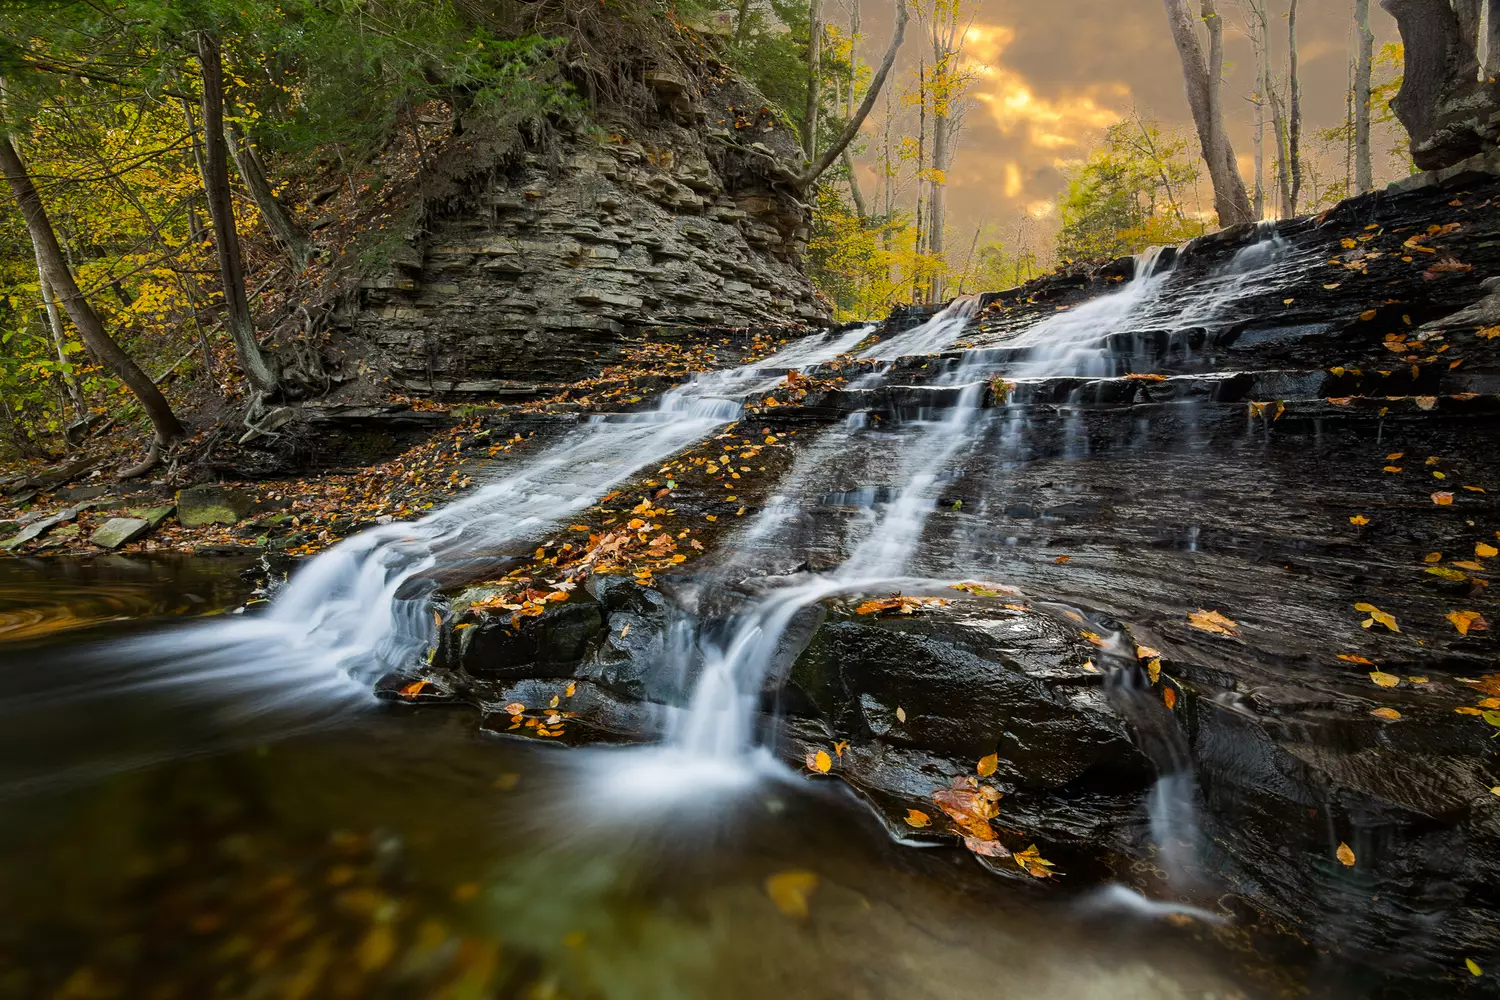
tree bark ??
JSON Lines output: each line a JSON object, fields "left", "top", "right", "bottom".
{"left": 196, "top": 30, "right": 279, "bottom": 395}
{"left": 803, "top": 0, "right": 824, "bottom": 163}
{"left": 793, "top": 0, "right": 908, "bottom": 190}
{"left": 1162, "top": 0, "right": 1254, "bottom": 226}
{"left": 32, "top": 246, "right": 89, "bottom": 422}
{"left": 0, "top": 135, "right": 183, "bottom": 445}
{"left": 1354, "top": 0, "right": 1374, "bottom": 193}
{"left": 843, "top": 1, "right": 867, "bottom": 220}
{"left": 1379, "top": 0, "right": 1498, "bottom": 169}
{"left": 1287, "top": 0, "right": 1302, "bottom": 215}
{"left": 1249, "top": 0, "right": 1267, "bottom": 218}
{"left": 225, "top": 121, "right": 311, "bottom": 268}
{"left": 734, "top": 0, "right": 754, "bottom": 45}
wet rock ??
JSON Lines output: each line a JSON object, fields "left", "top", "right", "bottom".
{"left": 90, "top": 517, "right": 151, "bottom": 549}
{"left": 784, "top": 601, "right": 1155, "bottom": 851}
{"left": 126, "top": 505, "right": 175, "bottom": 530}
{"left": 176, "top": 485, "right": 253, "bottom": 527}
{"left": 450, "top": 588, "right": 605, "bottom": 680}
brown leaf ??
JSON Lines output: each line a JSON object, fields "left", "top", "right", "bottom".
{"left": 964, "top": 836, "right": 1012, "bottom": 857}
{"left": 1432, "top": 491, "right": 1454, "bottom": 505}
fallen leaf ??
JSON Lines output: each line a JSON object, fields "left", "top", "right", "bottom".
{"left": 1369, "top": 671, "right": 1400, "bottom": 688}
{"left": 565, "top": 681, "right": 577, "bottom": 697}
{"left": 1136, "top": 644, "right": 1161, "bottom": 660}
{"left": 765, "top": 870, "right": 819, "bottom": 919}
{"left": 1447, "top": 610, "right": 1490, "bottom": 636}
{"left": 1386, "top": 452, "right": 1405, "bottom": 461}
{"left": 1478, "top": 543, "right": 1498, "bottom": 558}
{"left": 1163, "top": 687, "right": 1177, "bottom": 709}
{"left": 833, "top": 740, "right": 850, "bottom": 757}
{"left": 1337, "top": 654, "right": 1375, "bottom": 665}
{"left": 1187, "top": 609, "right": 1239, "bottom": 636}
{"left": 1432, "top": 491, "right": 1455, "bottom": 505}
{"left": 1014, "top": 843, "right": 1057, "bottom": 878}
{"left": 1146, "top": 658, "right": 1162, "bottom": 683}
{"left": 1337, "top": 842, "right": 1356, "bottom": 867}
{"left": 904, "top": 809, "right": 931, "bottom": 828}
{"left": 398, "top": 679, "right": 429, "bottom": 699}
{"left": 1124, "top": 372, "right": 1168, "bottom": 381}
{"left": 504, "top": 702, "right": 525, "bottom": 715}
{"left": 1349, "top": 514, "right": 1370, "bottom": 526}
{"left": 1424, "top": 552, "right": 1444, "bottom": 563}
{"left": 807, "top": 750, "right": 832, "bottom": 773}
{"left": 895, "top": 706, "right": 907, "bottom": 723}
{"left": 1370, "top": 707, "right": 1402, "bottom": 720}
{"left": 1415, "top": 396, "right": 1438, "bottom": 410}
{"left": 1360, "top": 309, "right": 1378, "bottom": 321}
{"left": 1054, "top": 554, "right": 1071, "bottom": 564}
{"left": 977, "top": 753, "right": 998, "bottom": 777}
{"left": 1383, "top": 465, "right": 1403, "bottom": 473}
{"left": 1467, "top": 958, "right": 1483, "bottom": 976}
{"left": 1354, "top": 602, "right": 1400, "bottom": 632}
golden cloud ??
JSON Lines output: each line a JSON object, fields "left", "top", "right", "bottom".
{"left": 963, "top": 23, "right": 1129, "bottom": 150}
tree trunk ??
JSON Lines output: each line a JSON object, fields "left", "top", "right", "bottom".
{"left": 793, "top": 0, "right": 909, "bottom": 190}
{"left": 803, "top": 0, "right": 824, "bottom": 163}
{"left": 842, "top": 1, "right": 867, "bottom": 220}
{"left": 1162, "top": 0, "right": 1254, "bottom": 227}
{"left": 1379, "top": 0, "right": 1498, "bottom": 169}
{"left": 225, "top": 121, "right": 311, "bottom": 268}
{"left": 1250, "top": 0, "right": 1267, "bottom": 219}
{"left": 1287, "top": 0, "right": 1302, "bottom": 215}
{"left": 928, "top": 26, "right": 950, "bottom": 301}
{"left": 1354, "top": 0, "right": 1375, "bottom": 193}
{"left": 734, "top": 0, "right": 754, "bottom": 45}
{"left": 32, "top": 245, "right": 89, "bottom": 422}
{"left": 196, "top": 30, "right": 279, "bottom": 395}
{"left": 1270, "top": 83, "right": 1293, "bottom": 217}
{"left": 0, "top": 135, "right": 184, "bottom": 445}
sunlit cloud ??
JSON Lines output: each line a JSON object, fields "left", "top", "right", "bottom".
{"left": 963, "top": 23, "right": 1129, "bottom": 151}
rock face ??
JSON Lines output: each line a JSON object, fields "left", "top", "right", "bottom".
{"left": 354, "top": 72, "right": 828, "bottom": 398}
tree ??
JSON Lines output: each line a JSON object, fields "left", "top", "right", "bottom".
{"left": 1378, "top": 0, "right": 1500, "bottom": 170}
{"left": 1055, "top": 117, "right": 1207, "bottom": 261}
{"left": 195, "top": 29, "right": 279, "bottom": 396}
{"left": 0, "top": 134, "right": 184, "bottom": 461}
{"left": 1161, "top": 0, "right": 1254, "bottom": 227}
{"left": 1286, "top": 0, "right": 1302, "bottom": 214}
{"left": 803, "top": 0, "right": 824, "bottom": 163}
{"left": 790, "top": 0, "right": 909, "bottom": 190}
{"left": 1354, "top": 0, "right": 1374, "bottom": 193}
{"left": 917, "top": 0, "right": 978, "bottom": 301}
{"left": 226, "top": 122, "right": 311, "bottom": 269}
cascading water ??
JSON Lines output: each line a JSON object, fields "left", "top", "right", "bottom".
{"left": 859, "top": 295, "right": 983, "bottom": 360}
{"left": 91, "top": 326, "right": 877, "bottom": 712}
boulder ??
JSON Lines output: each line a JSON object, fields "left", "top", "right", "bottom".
{"left": 448, "top": 588, "right": 605, "bottom": 680}
{"left": 125, "top": 505, "right": 176, "bottom": 530}
{"left": 176, "top": 485, "right": 253, "bottom": 527}
{"left": 90, "top": 517, "right": 151, "bottom": 550}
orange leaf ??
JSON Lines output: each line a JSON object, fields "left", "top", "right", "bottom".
{"left": 1370, "top": 707, "right": 1402, "bottom": 720}
{"left": 398, "top": 679, "right": 429, "bottom": 699}
{"left": 1432, "top": 491, "right": 1454, "bottom": 505}
{"left": 1447, "top": 610, "right": 1489, "bottom": 636}
{"left": 765, "top": 870, "right": 818, "bottom": 919}
{"left": 1163, "top": 687, "right": 1177, "bottom": 709}
{"left": 977, "top": 753, "right": 998, "bottom": 777}
{"left": 1337, "top": 842, "right": 1356, "bottom": 866}
{"left": 904, "top": 809, "right": 931, "bottom": 828}
{"left": 1187, "top": 609, "right": 1239, "bottom": 636}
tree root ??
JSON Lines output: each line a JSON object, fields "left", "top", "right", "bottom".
{"left": 118, "top": 437, "right": 162, "bottom": 479}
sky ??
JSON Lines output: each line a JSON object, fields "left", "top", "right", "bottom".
{"left": 847, "top": 0, "right": 1404, "bottom": 253}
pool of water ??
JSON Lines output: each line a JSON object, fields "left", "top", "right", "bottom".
{"left": 0, "top": 556, "right": 1405, "bottom": 999}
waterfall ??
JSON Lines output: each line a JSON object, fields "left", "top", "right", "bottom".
{"left": 102, "top": 327, "right": 875, "bottom": 706}
{"left": 859, "top": 295, "right": 983, "bottom": 360}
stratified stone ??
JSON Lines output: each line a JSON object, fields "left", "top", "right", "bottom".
{"left": 90, "top": 517, "right": 151, "bottom": 549}
{"left": 176, "top": 485, "right": 253, "bottom": 527}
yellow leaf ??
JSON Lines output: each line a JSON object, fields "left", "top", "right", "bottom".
{"left": 1014, "top": 844, "right": 1057, "bottom": 878}
{"left": 1467, "top": 958, "right": 1482, "bottom": 976}
{"left": 1369, "top": 671, "right": 1400, "bottom": 687}
{"left": 1478, "top": 543, "right": 1498, "bottom": 558}
{"left": 1135, "top": 644, "right": 1161, "bottom": 659}
{"left": 895, "top": 706, "right": 907, "bottom": 723}
{"left": 1386, "top": 452, "right": 1405, "bottom": 461}
{"left": 565, "top": 682, "right": 577, "bottom": 697}
{"left": 1370, "top": 707, "right": 1401, "bottom": 720}
{"left": 1360, "top": 309, "right": 1378, "bottom": 321}
{"left": 1337, "top": 842, "right": 1356, "bottom": 866}
{"left": 1447, "top": 610, "right": 1490, "bottom": 636}
{"left": 904, "top": 809, "right": 931, "bottom": 827}
{"left": 1355, "top": 604, "right": 1400, "bottom": 632}
{"left": 833, "top": 739, "right": 849, "bottom": 757}
{"left": 977, "top": 753, "right": 998, "bottom": 777}
{"left": 765, "top": 870, "right": 819, "bottom": 919}
{"left": 358, "top": 923, "right": 396, "bottom": 972}
{"left": 1383, "top": 465, "right": 1403, "bottom": 473}
{"left": 808, "top": 750, "right": 832, "bottom": 773}
{"left": 1349, "top": 514, "right": 1369, "bottom": 526}
{"left": 1424, "top": 552, "right": 1443, "bottom": 563}
{"left": 1338, "top": 653, "right": 1375, "bottom": 665}
{"left": 1187, "top": 609, "right": 1239, "bottom": 636}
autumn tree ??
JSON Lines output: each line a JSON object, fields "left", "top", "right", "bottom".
{"left": 1353, "top": 0, "right": 1374, "bottom": 193}
{"left": 1055, "top": 117, "right": 1207, "bottom": 261}
{"left": 1161, "top": 0, "right": 1254, "bottom": 226}
{"left": 1379, "top": 0, "right": 1500, "bottom": 169}
{"left": 914, "top": 0, "right": 978, "bottom": 301}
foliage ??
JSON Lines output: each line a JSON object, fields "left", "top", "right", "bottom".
{"left": 807, "top": 186, "right": 945, "bottom": 321}
{"left": 1055, "top": 117, "right": 1207, "bottom": 262}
